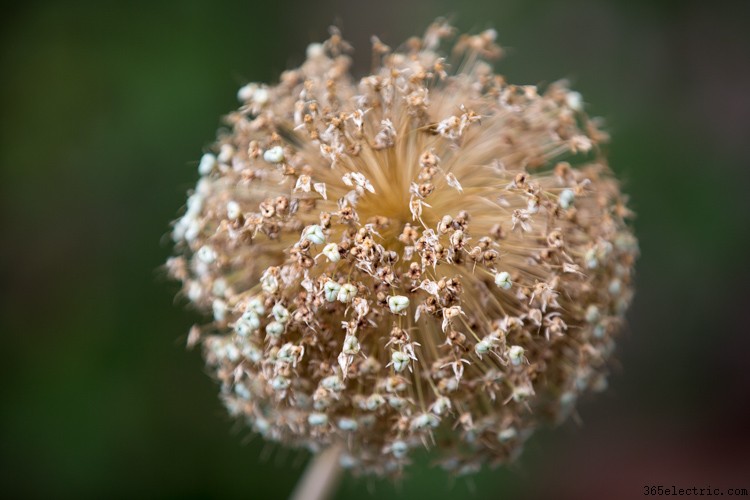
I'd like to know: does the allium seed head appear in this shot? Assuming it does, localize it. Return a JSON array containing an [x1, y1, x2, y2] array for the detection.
[[168, 20, 638, 477]]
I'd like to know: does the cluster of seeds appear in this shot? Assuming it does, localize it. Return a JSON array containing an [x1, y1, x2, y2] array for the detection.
[[167, 21, 637, 477]]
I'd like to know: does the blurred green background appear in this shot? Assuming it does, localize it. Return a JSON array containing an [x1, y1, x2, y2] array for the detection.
[[2, 1, 749, 498]]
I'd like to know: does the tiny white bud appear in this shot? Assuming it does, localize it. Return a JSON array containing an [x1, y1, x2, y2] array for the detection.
[[585, 304, 600, 323], [559, 189, 575, 209], [261, 273, 279, 294], [209, 339, 226, 358], [566, 91, 583, 111], [276, 343, 295, 363], [306, 42, 325, 59], [431, 396, 451, 416], [388, 396, 408, 410], [615, 233, 639, 252], [442, 378, 459, 392], [226, 201, 241, 220], [337, 283, 357, 303], [508, 345, 525, 366], [320, 243, 340, 262], [218, 144, 234, 164], [253, 87, 269, 105], [495, 271, 512, 289], [342, 335, 360, 355], [575, 369, 592, 391], [308, 412, 328, 426], [187, 282, 202, 302], [272, 303, 290, 324], [512, 385, 533, 403], [212, 278, 226, 297], [263, 146, 285, 164], [212, 299, 227, 322], [234, 383, 250, 400], [560, 391, 577, 406], [254, 416, 270, 434], [266, 320, 284, 337], [198, 153, 216, 175], [361, 357, 382, 374], [387, 295, 410, 314], [270, 376, 290, 391], [184, 219, 201, 242], [390, 351, 410, 372], [235, 312, 260, 336], [593, 324, 606, 339], [303, 224, 326, 245], [474, 339, 491, 357], [337, 417, 358, 431], [384, 376, 406, 393], [584, 248, 598, 269], [196, 245, 217, 264], [609, 279, 622, 295], [223, 343, 240, 362], [323, 280, 342, 302], [527, 196, 540, 214], [195, 178, 211, 195], [242, 344, 262, 363], [321, 375, 344, 392], [247, 298, 265, 315], [365, 393, 385, 410], [172, 219, 188, 242], [592, 376, 608, 392], [498, 427, 518, 442], [237, 83, 255, 102], [339, 454, 359, 469], [410, 412, 439, 430], [391, 440, 408, 458]]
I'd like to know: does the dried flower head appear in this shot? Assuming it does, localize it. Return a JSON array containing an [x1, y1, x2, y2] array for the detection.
[[167, 21, 638, 477]]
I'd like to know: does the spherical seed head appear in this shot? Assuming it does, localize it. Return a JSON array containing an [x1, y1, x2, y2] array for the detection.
[[167, 20, 638, 477]]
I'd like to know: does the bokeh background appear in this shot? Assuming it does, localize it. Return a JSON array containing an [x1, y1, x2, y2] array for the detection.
[[3, 1, 749, 498]]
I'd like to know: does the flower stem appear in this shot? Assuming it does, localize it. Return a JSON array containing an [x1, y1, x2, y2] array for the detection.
[[291, 443, 344, 500]]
